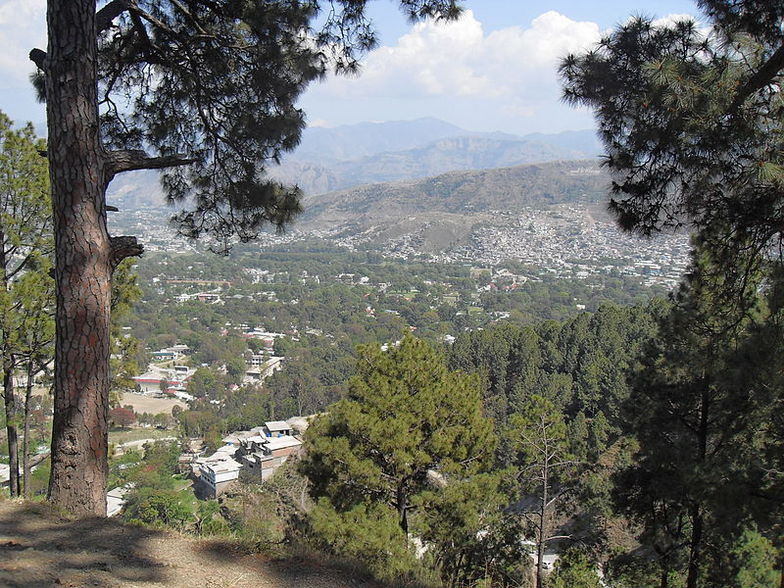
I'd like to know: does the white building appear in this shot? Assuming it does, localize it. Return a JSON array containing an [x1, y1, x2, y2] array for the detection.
[[197, 447, 242, 498]]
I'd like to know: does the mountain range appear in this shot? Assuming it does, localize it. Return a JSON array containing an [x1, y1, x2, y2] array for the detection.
[[300, 159, 608, 225], [106, 117, 607, 252], [267, 117, 602, 195]]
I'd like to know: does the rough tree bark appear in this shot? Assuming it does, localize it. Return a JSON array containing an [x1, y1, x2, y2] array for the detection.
[[42, 0, 181, 516], [45, 0, 125, 517]]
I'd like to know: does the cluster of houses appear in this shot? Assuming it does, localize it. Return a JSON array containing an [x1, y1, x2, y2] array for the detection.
[[130, 336, 286, 397], [175, 291, 224, 304], [192, 420, 304, 498], [132, 364, 195, 401]]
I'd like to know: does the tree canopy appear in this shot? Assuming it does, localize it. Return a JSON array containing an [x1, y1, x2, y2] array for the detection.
[[561, 7, 784, 582], [33, 0, 462, 251], [560, 2, 784, 291], [301, 335, 494, 533]]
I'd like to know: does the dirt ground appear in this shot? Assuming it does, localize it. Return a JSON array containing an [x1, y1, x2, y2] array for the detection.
[[119, 392, 186, 415], [0, 499, 383, 588]]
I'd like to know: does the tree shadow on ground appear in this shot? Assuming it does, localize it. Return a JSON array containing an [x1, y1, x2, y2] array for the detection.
[[0, 500, 168, 587], [194, 538, 387, 588]]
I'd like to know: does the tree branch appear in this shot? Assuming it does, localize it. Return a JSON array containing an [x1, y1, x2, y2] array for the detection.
[[105, 149, 195, 183], [110, 235, 144, 266], [96, 0, 130, 34], [730, 44, 784, 112]]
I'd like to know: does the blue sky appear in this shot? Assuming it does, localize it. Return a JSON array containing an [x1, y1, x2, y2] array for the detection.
[[0, 0, 699, 136]]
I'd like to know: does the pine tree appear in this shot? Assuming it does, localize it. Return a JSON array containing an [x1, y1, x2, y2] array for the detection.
[[615, 242, 766, 588], [0, 113, 51, 498], [508, 394, 576, 588], [561, 6, 784, 581], [416, 471, 528, 587], [14, 260, 55, 498], [560, 3, 784, 299], [301, 335, 495, 536], [548, 547, 601, 588]]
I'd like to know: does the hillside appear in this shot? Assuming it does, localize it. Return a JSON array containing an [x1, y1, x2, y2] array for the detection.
[[108, 158, 666, 266], [105, 120, 602, 210], [299, 159, 609, 226], [268, 134, 601, 195], [0, 499, 379, 588]]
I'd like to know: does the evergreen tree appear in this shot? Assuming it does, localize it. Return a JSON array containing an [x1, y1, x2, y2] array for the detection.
[[615, 244, 767, 588], [508, 394, 576, 588], [416, 471, 528, 587], [0, 113, 52, 498], [560, 3, 784, 301], [549, 547, 601, 588], [301, 335, 495, 536], [730, 528, 779, 588], [14, 263, 55, 498], [561, 7, 784, 581]]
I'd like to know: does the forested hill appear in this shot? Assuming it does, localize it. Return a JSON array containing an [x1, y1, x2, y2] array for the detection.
[[298, 159, 609, 226]]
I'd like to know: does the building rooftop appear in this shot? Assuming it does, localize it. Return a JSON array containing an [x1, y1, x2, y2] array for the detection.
[[265, 420, 291, 432], [264, 436, 302, 451], [201, 454, 242, 475]]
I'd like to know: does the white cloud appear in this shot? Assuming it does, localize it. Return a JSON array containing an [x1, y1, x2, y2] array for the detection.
[[0, 0, 46, 89], [316, 10, 602, 103], [650, 13, 699, 28], [303, 9, 702, 132]]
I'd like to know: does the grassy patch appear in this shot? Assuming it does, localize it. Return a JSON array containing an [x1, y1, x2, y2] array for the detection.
[[109, 427, 176, 445]]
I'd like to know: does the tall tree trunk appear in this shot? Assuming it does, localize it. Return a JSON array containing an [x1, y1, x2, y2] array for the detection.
[[3, 368, 20, 497], [45, 0, 113, 517], [660, 566, 669, 588], [22, 359, 35, 498], [536, 461, 548, 588], [685, 382, 710, 588], [686, 506, 703, 588], [0, 228, 20, 497], [397, 483, 409, 535]]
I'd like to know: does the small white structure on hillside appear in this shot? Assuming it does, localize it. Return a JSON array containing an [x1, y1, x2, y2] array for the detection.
[[197, 446, 242, 499]]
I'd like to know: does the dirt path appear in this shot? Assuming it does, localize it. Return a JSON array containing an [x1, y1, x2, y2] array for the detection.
[[0, 499, 379, 588]]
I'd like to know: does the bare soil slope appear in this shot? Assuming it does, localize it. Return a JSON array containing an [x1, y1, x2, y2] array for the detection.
[[0, 499, 378, 588]]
